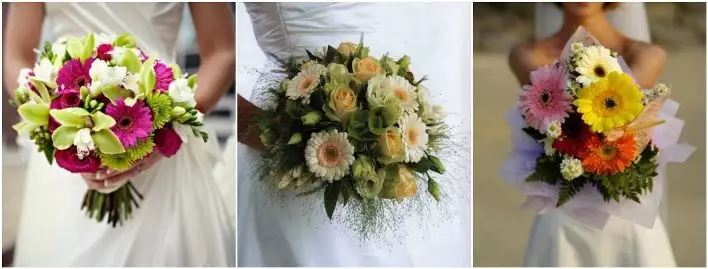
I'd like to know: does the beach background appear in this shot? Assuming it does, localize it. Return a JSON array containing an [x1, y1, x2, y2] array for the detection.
[[473, 2, 706, 267]]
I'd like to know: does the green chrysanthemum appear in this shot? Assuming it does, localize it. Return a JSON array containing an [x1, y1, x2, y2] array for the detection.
[[146, 92, 173, 129], [99, 138, 155, 171]]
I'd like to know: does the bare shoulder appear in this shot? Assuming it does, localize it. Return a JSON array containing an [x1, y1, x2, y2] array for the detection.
[[624, 40, 667, 87], [509, 41, 553, 85]]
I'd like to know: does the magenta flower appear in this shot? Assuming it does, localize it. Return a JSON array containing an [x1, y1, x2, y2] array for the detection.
[[153, 61, 174, 93], [56, 58, 94, 93], [154, 125, 183, 157], [48, 90, 82, 133], [96, 44, 114, 61], [106, 98, 153, 148], [518, 64, 572, 131], [55, 146, 101, 173]]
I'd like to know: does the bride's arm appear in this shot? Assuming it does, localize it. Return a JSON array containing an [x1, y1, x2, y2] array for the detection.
[[508, 44, 536, 86], [3, 3, 44, 95], [237, 95, 266, 151], [627, 43, 667, 88], [188, 2, 236, 113]]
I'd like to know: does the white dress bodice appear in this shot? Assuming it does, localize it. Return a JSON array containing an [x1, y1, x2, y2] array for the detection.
[[44, 2, 183, 63]]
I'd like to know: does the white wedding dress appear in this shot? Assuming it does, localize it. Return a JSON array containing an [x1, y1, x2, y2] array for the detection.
[[232, 2, 471, 266], [523, 3, 676, 267], [13, 3, 235, 266]]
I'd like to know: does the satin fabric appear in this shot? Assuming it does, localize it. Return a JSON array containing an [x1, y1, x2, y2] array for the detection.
[[235, 2, 471, 266], [14, 3, 235, 266]]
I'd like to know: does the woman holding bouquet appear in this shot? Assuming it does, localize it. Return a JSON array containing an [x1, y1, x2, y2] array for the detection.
[[508, 2, 674, 267], [4, 2, 235, 266]]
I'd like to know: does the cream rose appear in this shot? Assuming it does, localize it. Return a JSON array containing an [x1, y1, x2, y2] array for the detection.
[[337, 42, 359, 55], [377, 128, 405, 164], [353, 56, 383, 82], [380, 165, 418, 201], [327, 85, 358, 123]]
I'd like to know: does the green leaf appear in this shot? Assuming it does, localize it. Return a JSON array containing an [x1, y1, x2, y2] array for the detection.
[[427, 175, 441, 202], [120, 49, 141, 73], [12, 121, 38, 134], [51, 126, 80, 150], [50, 107, 90, 127], [43, 146, 55, 164], [91, 111, 117, 131], [18, 103, 50, 125], [114, 33, 137, 48], [140, 57, 156, 93], [522, 127, 546, 141], [324, 181, 341, 220], [92, 129, 126, 154], [82, 33, 95, 62], [169, 63, 182, 79], [66, 37, 83, 59], [187, 74, 198, 89]]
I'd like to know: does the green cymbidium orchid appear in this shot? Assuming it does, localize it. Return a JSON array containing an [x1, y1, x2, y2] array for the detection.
[[50, 107, 126, 154], [12, 78, 54, 134]]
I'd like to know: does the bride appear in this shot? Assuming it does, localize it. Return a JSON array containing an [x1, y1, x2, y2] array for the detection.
[[234, 2, 471, 266], [3, 3, 235, 266], [509, 2, 675, 266]]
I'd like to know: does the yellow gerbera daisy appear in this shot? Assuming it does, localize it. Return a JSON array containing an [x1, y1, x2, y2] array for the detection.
[[574, 45, 622, 86], [574, 72, 644, 133]]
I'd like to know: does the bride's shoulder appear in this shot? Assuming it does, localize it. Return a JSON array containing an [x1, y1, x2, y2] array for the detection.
[[508, 39, 558, 85], [623, 39, 667, 88], [624, 40, 667, 64]]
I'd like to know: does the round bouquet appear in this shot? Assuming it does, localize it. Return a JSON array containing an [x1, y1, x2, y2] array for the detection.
[[254, 41, 450, 221], [12, 33, 208, 226], [502, 27, 694, 229]]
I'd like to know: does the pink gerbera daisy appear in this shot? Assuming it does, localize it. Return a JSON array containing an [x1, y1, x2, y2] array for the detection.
[[518, 64, 572, 131], [106, 98, 153, 148], [56, 58, 94, 93], [153, 61, 174, 92]]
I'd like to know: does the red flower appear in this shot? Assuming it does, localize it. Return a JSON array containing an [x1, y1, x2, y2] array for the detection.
[[553, 113, 593, 157], [154, 125, 183, 157], [96, 44, 114, 61], [55, 146, 101, 173]]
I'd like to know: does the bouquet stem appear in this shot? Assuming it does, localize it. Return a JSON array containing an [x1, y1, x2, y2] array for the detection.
[[81, 182, 143, 227]]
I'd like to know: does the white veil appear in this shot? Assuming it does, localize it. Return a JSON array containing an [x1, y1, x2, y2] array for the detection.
[[534, 2, 669, 225]]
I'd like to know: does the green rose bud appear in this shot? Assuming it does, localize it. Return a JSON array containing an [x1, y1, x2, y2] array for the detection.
[[287, 132, 303, 145], [355, 167, 386, 199], [368, 105, 402, 135], [429, 155, 446, 174], [383, 58, 399, 75], [352, 155, 376, 179], [327, 63, 350, 85], [301, 111, 322, 126], [172, 106, 187, 117], [260, 128, 277, 148], [280, 79, 290, 93], [397, 55, 411, 70], [427, 177, 440, 202]]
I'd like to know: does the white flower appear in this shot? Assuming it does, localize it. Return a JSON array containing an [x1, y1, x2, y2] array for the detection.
[[73, 128, 95, 158], [420, 104, 444, 124], [545, 120, 562, 139], [168, 78, 197, 107], [570, 42, 584, 56], [655, 83, 669, 96], [277, 165, 312, 189], [305, 129, 355, 182], [417, 84, 431, 105], [399, 113, 429, 163], [51, 43, 67, 58], [194, 110, 205, 124], [89, 59, 127, 92], [121, 74, 140, 93], [173, 123, 192, 143], [94, 33, 116, 49], [286, 63, 327, 104], [366, 74, 396, 108], [428, 123, 448, 137], [387, 75, 418, 114], [17, 68, 32, 88], [560, 157, 584, 181], [33, 58, 57, 88], [574, 45, 622, 86]]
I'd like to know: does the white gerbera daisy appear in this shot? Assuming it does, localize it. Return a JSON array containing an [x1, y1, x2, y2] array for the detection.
[[560, 157, 584, 181], [286, 63, 327, 104], [399, 113, 428, 163], [574, 45, 622, 86], [417, 84, 431, 105], [388, 75, 418, 114], [305, 129, 355, 182]]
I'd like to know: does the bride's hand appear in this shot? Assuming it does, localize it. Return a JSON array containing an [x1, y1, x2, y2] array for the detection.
[[80, 153, 164, 193]]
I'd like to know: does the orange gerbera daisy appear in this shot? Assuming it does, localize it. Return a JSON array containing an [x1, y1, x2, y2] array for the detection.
[[580, 133, 637, 175]]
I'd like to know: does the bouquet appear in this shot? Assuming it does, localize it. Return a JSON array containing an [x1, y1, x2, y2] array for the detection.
[[12, 33, 208, 226], [502, 27, 694, 229], [254, 41, 450, 220]]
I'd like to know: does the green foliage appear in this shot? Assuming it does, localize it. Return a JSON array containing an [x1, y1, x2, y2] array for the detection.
[[324, 180, 342, 219], [522, 127, 546, 141], [99, 137, 155, 171], [146, 91, 173, 129]]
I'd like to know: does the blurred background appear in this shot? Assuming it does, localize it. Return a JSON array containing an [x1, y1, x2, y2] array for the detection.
[[473, 2, 705, 267], [1, 3, 236, 266]]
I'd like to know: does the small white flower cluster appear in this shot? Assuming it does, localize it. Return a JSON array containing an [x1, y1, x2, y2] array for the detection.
[[542, 120, 562, 156], [641, 83, 670, 105], [560, 156, 584, 181]]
